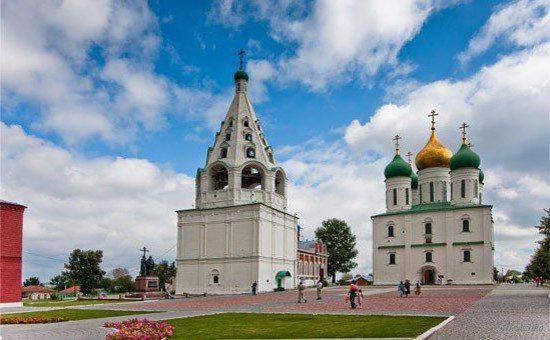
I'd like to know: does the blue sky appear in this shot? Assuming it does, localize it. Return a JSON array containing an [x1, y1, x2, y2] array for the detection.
[[1, 0, 549, 281]]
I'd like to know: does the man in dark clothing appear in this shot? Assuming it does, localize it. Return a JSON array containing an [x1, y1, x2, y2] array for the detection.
[[404, 279, 411, 296], [251, 281, 257, 295], [349, 280, 358, 309]]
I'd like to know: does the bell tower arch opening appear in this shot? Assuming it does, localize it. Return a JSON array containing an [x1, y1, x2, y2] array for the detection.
[[241, 164, 264, 190], [209, 164, 229, 190], [275, 170, 285, 196]]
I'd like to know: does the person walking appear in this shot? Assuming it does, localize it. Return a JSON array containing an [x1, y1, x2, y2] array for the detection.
[[349, 280, 358, 309], [356, 289, 364, 309], [414, 279, 422, 295], [404, 279, 411, 297], [316, 280, 323, 300], [251, 281, 257, 295], [297, 280, 307, 303], [397, 281, 405, 297]]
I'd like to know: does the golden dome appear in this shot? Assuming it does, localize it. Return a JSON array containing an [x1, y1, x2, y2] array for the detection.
[[415, 131, 453, 170]]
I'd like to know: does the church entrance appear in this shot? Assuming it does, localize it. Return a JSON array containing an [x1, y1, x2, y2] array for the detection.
[[421, 266, 436, 284]]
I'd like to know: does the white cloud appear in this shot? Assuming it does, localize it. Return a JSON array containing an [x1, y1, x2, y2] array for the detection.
[[459, 0, 550, 64], [1, 122, 194, 280]]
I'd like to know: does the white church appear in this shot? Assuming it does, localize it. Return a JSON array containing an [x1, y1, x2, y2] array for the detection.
[[175, 59, 298, 294], [371, 114, 494, 285]]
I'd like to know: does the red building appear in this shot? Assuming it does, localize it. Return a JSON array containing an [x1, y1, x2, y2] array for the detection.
[[1, 200, 26, 307], [296, 226, 328, 285]]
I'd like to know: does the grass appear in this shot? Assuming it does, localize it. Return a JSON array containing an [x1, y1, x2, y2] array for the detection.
[[1, 309, 157, 322], [167, 313, 447, 339], [23, 299, 131, 307]]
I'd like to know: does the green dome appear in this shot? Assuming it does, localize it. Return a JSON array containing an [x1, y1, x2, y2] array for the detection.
[[384, 154, 413, 179], [234, 69, 249, 81], [450, 143, 480, 171], [411, 172, 418, 189], [479, 169, 484, 184]]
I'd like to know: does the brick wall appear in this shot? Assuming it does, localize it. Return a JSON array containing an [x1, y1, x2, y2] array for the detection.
[[1, 202, 26, 304]]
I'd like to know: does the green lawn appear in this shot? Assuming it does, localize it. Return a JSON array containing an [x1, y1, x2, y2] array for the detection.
[[23, 299, 131, 307], [2, 309, 157, 322], [167, 313, 446, 339]]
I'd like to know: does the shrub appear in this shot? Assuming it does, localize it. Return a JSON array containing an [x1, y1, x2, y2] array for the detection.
[[274, 287, 285, 292], [104, 318, 174, 339], [1, 316, 68, 324]]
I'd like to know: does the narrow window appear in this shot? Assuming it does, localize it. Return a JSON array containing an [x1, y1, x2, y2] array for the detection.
[[220, 148, 228, 158], [462, 220, 470, 232], [450, 182, 453, 200], [213, 275, 219, 284], [245, 133, 252, 141], [389, 253, 396, 265], [425, 222, 432, 235], [246, 148, 255, 158], [268, 153, 274, 163], [429, 182, 434, 202], [229, 120, 233, 127], [461, 180, 466, 198], [225, 133, 231, 141], [443, 183, 447, 202], [474, 180, 478, 198], [393, 188, 397, 206], [425, 252, 432, 262], [405, 188, 409, 205], [388, 225, 394, 237], [244, 119, 249, 127], [419, 184, 423, 202], [463, 250, 471, 262]]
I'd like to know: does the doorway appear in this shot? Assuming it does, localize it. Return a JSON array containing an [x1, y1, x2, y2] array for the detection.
[[422, 268, 435, 284]]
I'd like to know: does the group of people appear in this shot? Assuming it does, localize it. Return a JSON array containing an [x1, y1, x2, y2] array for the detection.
[[297, 279, 325, 303], [345, 280, 364, 309], [397, 279, 422, 297]]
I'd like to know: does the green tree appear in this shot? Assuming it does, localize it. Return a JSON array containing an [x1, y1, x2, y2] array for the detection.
[[525, 209, 550, 280], [112, 275, 135, 293], [153, 260, 177, 291], [50, 274, 71, 291], [63, 249, 106, 295], [23, 276, 41, 286], [315, 218, 358, 283]]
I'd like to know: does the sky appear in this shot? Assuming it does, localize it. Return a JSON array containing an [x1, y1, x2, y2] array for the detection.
[[1, 0, 549, 282]]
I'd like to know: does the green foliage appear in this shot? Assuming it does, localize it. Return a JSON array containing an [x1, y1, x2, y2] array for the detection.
[[23, 276, 41, 286], [50, 274, 71, 291], [112, 275, 135, 293], [2, 309, 157, 322], [63, 249, 106, 295], [273, 287, 285, 292], [525, 208, 550, 279], [153, 260, 177, 291], [337, 272, 353, 285], [315, 218, 358, 283]]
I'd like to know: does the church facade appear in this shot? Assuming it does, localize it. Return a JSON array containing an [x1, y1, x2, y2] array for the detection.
[[175, 63, 298, 295], [372, 115, 494, 285]]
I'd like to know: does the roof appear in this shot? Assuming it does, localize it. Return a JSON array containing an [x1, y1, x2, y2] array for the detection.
[[298, 240, 316, 252], [0, 200, 27, 208], [352, 274, 373, 282], [60, 285, 80, 294], [22, 285, 54, 293], [371, 202, 492, 218]]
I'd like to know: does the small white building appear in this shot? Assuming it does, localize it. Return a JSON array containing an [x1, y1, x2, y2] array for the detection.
[[175, 63, 298, 295], [372, 117, 494, 285]]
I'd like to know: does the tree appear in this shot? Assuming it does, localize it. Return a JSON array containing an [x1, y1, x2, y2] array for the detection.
[[23, 276, 41, 286], [50, 274, 71, 291], [315, 218, 358, 283], [109, 268, 130, 279], [525, 209, 550, 280], [63, 249, 106, 295], [112, 275, 135, 293], [153, 260, 177, 291]]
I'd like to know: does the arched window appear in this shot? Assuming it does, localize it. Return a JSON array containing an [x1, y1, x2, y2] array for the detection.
[[425, 252, 433, 262], [245, 133, 252, 141], [225, 133, 231, 141], [463, 250, 471, 262], [392, 188, 397, 205], [425, 222, 432, 235], [220, 148, 228, 159], [211, 269, 220, 284], [275, 170, 285, 196], [405, 188, 410, 205], [389, 253, 396, 265], [462, 219, 470, 232], [429, 182, 434, 202], [243, 119, 249, 127], [461, 180, 466, 198], [210, 164, 228, 190], [268, 153, 274, 163], [387, 225, 394, 237], [229, 119, 233, 127], [241, 164, 264, 189], [246, 148, 255, 158]]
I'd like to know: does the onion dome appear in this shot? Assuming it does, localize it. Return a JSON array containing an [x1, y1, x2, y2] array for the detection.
[[411, 172, 418, 189], [415, 131, 453, 170], [479, 169, 484, 184], [384, 154, 413, 179], [450, 143, 481, 170], [234, 69, 249, 81]]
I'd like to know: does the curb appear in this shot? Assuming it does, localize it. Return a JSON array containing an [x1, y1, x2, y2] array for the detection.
[[415, 315, 455, 340]]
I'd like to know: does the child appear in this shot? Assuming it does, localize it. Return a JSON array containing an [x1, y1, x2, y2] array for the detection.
[[414, 280, 422, 295], [356, 289, 364, 308]]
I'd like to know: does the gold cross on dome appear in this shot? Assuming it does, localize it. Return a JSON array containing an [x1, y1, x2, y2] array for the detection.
[[406, 151, 413, 164], [428, 109, 438, 131], [392, 134, 402, 154], [459, 122, 470, 144]]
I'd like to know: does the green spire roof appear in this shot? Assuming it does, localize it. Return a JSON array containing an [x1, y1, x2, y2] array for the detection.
[[479, 169, 484, 184], [450, 143, 480, 170], [411, 172, 418, 189], [234, 69, 249, 81], [384, 154, 413, 179]]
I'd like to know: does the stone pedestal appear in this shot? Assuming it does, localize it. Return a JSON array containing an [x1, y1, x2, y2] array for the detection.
[[135, 276, 160, 292]]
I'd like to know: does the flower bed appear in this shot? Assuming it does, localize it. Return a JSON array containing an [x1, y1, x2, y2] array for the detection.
[[104, 318, 174, 339], [1, 316, 68, 324]]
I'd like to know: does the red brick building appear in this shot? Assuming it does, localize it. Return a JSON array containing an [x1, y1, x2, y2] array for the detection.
[[296, 226, 328, 285], [1, 200, 26, 307]]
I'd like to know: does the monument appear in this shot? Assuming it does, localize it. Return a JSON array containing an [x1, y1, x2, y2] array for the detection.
[[135, 247, 160, 292]]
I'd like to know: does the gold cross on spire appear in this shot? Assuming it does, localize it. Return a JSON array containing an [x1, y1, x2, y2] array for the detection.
[[405, 151, 413, 164], [238, 49, 246, 70], [428, 109, 438, 131], [392, 134, 402, 155], [459, 122, 470, 144]]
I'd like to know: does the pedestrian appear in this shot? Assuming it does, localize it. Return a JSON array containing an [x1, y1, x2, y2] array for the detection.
[[348, 280, 358, 309], [297, 280, 307, 303], [414, 279, 422, 295], [316, 280, 323, 300], [356, 289, 364, 308], [404, 279, 411, 297], [251, 281, 257, 295], [397, 281, 405, 297]]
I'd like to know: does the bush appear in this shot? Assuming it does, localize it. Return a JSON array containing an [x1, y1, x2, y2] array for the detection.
[[274, 287, 285, 292], [104, 318, 174, 339], [50, 293, 59, 301], [1, 316, 68, 324]]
